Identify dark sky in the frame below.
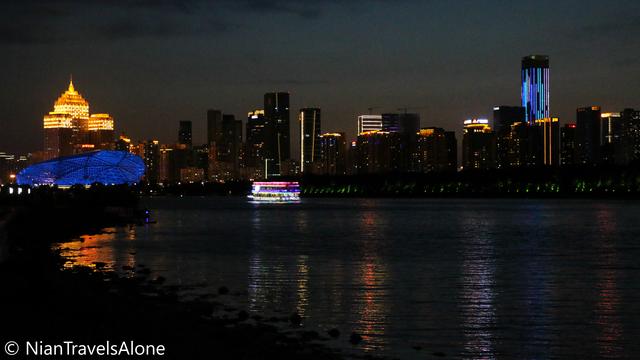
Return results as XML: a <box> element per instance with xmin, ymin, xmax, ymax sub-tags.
<box><xmin>1</xmin><ymin>0</ymin><xmax>639</xmax><ymax>156</ymax></box>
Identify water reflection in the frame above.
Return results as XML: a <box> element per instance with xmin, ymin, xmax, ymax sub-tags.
<box><xmin>55</xmin><ymin>226</ymin><xmax>137</xmax><ymax>273</ymax></box>
<box><xmin>352</xmin><ymin>204</ymin><xmax>389</xmax><ymax>351</ymax></box>
<box><xmin>247</xmin><ymin>210</ymin><xmax>311</xmax><ymax>317</ymax></box>
<box><xmin>594</xmin><ymin>205</ymin><xmax>623</xmax><ymax>359</ymax></box>
<box><xmin>458</xmin><ymin>215</ymin><xmax>496</xmax><ymax>360</ymax></box>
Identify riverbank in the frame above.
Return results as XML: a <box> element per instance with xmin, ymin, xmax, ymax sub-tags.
<box><xmin>0</xmin><ymin>187</ymin><xmax>357</xmax><ymax>360</ymax></box>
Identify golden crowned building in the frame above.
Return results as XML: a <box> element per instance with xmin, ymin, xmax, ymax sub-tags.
<box><xmin>43</xmin><ymin>78</ymin><xmax>115</xmax><ymax>160</ymax></box>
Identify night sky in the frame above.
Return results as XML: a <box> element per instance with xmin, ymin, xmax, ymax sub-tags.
<box><xmin>1</xmin><ymin>0</ymin><xmax>639</xmax><ymax>156</ymax></box>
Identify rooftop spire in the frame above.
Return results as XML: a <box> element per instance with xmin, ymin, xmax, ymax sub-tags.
<box><xmin>68</xmin><ymin>75</ymin><xmax>75</xmax><ymax>93</ymax></box>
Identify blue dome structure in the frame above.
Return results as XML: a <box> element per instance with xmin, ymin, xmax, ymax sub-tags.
<box><xmin>17</xmin><ymin>150</ymin><xmax>145</xmax><ymax>186</ymax></box>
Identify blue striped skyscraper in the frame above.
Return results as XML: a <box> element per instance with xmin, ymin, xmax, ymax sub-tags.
<box><xmin>521</xmin><ymin>55</ymin><xmax>550</xmax><ymax>124</ymax></box>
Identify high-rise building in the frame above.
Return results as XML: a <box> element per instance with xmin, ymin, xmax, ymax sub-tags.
<box><xmin>207</xmin><ymin>110</ymin><xmax>223</xmax><ymax>146</ymax></box>
<box><xmin>264</xmin><ymin>92</ymin><xmax>290</xmax><ymax>170</ymax></box>
<box><xmin>318</xmin><ymin>133</ymin><xmax>347</xmax><ymax>175</ymax></box>
<box><xmin>493</xmin><ymin>106</ymin><xmax>525</xmax><ymax>168</ymax></box>
<box><xmin>246</xmin><ymin>110</ymin><xmax>267</xmax><ymax>179</ymax></box>
<box><xmin>42</xmin><ymin>78</ymin><xmax>114</xmax><ymax>159</ymax></box>
<box><xmin>521</xmin><ymin>55</ymin><xmax>550</xmax><ymax>124</ymax></box>
<box><xmin>534</xmin><ymin>118</ymin><xmax>559</xmax><ymax>166</ymax></box>
<box><xmin>415</xmin><ymin>127</ymin><xmax>457</xmax><ymax>173</ymax></box>
<box><xmin>462</xmin><ymin>119</ymin><xmax>496</xmax><ymax>170</ymax></box>
<box><xmin>576</xmin><ymin>106</ymin><xmax>601</xmax><ymax>165</ymax></box>
<box><xmin>299</xmin><ymin>108</ymin><xmax>322</xmax><ymax>173</ymax></box>
<box><xmin>357</xmin><ymin>115</ymin><xmax>383</xmax><ymax>134</ymax></box>
<box><xmin>619</xmin><ymin>108</ymin><xmax>640</xmax><ymax>165</ymax></box>
<box><xmin>87</xmin><ymin>113</ymin><xmax>115</xmax><ymax>150</ymax></box>
<box><xmin>355</xmin><ymin>131</ymin><xmax>402</xmax><ymax>174</ymax></box>
<box><xmin>506</xmin><ymin>122</ymin><xmax>533</xmax><ymax>167</ymax></box>
<box><xmin>178</xmin><ymin>120</ymin><xmax>193</xmax><ymax>148</ymax></box>
<box><xmin>143</xmin><ymin>140</ymin><xmax>160</xmax><ymax>183</ymax></box>
<box><xmin>43</xmin><ymin>79</ymin><xmax>90</xmax><ymax>159</ymax></box>
<box><xmin>600</xmin><ymin>112</ymin><xmax>622</xmax><ymax>165</ymax></box>
<box><xmin>560</xmin><ymin>123</ymin><xmax>577</xmax><ymax>167</ymax></box>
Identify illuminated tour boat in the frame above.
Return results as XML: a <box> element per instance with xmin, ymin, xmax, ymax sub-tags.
<box><xmin>249</xmin><ymin>181</ymin><xmax>301</xmax><ymax>201</ymax></box>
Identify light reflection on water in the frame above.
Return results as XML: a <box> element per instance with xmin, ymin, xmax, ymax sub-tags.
<box><xmin>56</xmin><ymin>198</ymin><xmax>640</xmax><ymax>359</ymax></box>
<box><xmin>458</xmin><ymin>214</ymin><xmax>496</xmax><ymax>360</ymax></box>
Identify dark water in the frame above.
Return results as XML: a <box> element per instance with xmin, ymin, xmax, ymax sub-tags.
<box><xmin>58</xmin><ymin>197</ymin><xmax>640</xmax><ymax>359</ymax></box>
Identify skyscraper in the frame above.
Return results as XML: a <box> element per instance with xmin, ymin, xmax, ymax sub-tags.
<box><xmin>521</xmin><ymin>55</ymin><xmax>550</xmax><ymax>124</ymax></box>
<box><xmin>357</xmin><ymin>115</ymin><xmax>383</xmax><ymax>134</ymax></box>
<box><xmin>246</xmin><ymin>110</ymin><xmax>267</xmax><ymax>179</ymax></box>
<box><xmin>415</xmin><ymin>127</ymin><xmax>457</xmax><ymax>173</ymax></box>
<box><xmin>178</xmin><ymin>120</ymin><xmax>192</xmax><ymax>148</ymax></box>
<box><xmin>207</xmin><ymin>110</ymin><xmax>223</xmax><ymax>146</ymax></box>
<box><xmin>144</xmin><ymin>140</ymin><xmax>160</xmax><ymax>183</ymax></box>
<box><xmin>560</xmin><ymin>123</ymin><xmax>577</xmax><ymax>167</ymax></box>
<box><xmin>319</xmin><ymin>133</ymin><xmax>347</xmax><ymax>175</ymax></box>
<box><xmin>264</xmin><ymin>92</ymin><xmax>290</xmax><ymax>169</ymax></box>
<box><xmin>619</xmin><ymin>108</ymin><xmax>640</xmax><ymax>165</ymax></box>
<box><xmin>534</xmin><ymin>117</ymin><xmax>559</xmax><ymax>166</ymax></box>
<box><xmin>299</xmin><ymin>108</ymin><xmax>321</xmax><ymax>173</ymax></box>
<box><xmin>493</xmin><ymin>106</ymin><xmax>525</xmax><ymax>168</ymax></box>
<box><xmin>43</xmin><ymin>78</ymin><xmax>114</xmax><ymax>159</ymax></box>
<box><xmin>576</xmin><ymin>106</ymin><xmax>601</xmax><ymax>165</ymax></box>
<box><xmin>600</xmin><ymin>112</ymin><xmax>622</xmax><ymax>165</ymax></box>
<box><xmin>462</xmin><ymin>119</ymin><xmax>496</xmax><ymax>170</ymax></box>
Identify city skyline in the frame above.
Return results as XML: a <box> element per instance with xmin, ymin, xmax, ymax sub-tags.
<box><xmin>2</xmin><ymin>1</ymin><xmax>640</xmax><ymax>154</ymax></box>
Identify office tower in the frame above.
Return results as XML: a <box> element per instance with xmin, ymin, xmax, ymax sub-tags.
<box><xmin>178</xmin><ymin>120</ymin><xmax>193</xmax><ymax>148</ymax></box>
<box><xmin>506</xmin><ymin>122</ymin><xmax>532</xmax><ymax>167</ymax></box>
<box><xmin>493</xmin><ymin>106</ymin><xmax>525</xmax><ymax>168</ymax></box>
<box><xmin>222</xmin><ymin>114</ymin><xmax>243</xmax><ymax>179</ymax></box>
<box><xmin>600</xmin><ymin>112</ymin><xmax>622</xmax><ymax>165</ymax></box>
<box><xmin>619</xmin><ymin>108</ymin><xmax>640</xmax><ymax>165</ymax></box>
<box><xmin>246</xmin><ymin>110</ymin><xmax>267</xmax><ymax>179</ymax></box>
<box><xmin>43</xmin><ymin>78</ymin><xmax>90</xmax><ymax>159</ymax></box>
<box><xmin>576</xmin><ymin>106</ymin><xmax>601</xmax><ymax>165</ymax></box>
<box><xmin>357</xmin><ymin>115</ymin><xmax>383</xmax><ymax>134</ymax></box>
<box><xmin>207</xmin><ymin>110</ymin><xmax>223</xmax><ymax>146</ymax></box>
<box><xmin>319</xmin><ymin>133</ymin><xmax>347</xmax><ymax>175</ymax></box>
<box><xmin>354</xmin><ymin>131</ymin><xmax>402</xmax><ymax>174</ymax></box>
<box><xmin>143</xmin><ymin>140</ymin><xmax>160</xmax><ymax>183</ymax></box>
<box><xmin>560</xmin><ymin>123</ymin><xmax>577</xmax><ymax>167</ymax></box>
<box><xmin>87</xmin><ymin>113</ymin><xmax>115</xmax><ymax>150</ymax></box>
<box><xmin>534</xmin><ymin>118</ymin><xmax>559</xmax><ymax>166</ymax></box>
<box><xmin>382</xmin><ymin>113</ymin><xmax>420</xmax><ymax>171</ymax></box>
<box><xmin>416</xmin><ymin>127</ymin><xmax>456</xmax><ymax>173</ymax></box>
<box><xmin>462</xmin><ymin>119</ymin><xmax>496</xmax><ymax>170</ymax></box>
<box><xmin>264</xmin><ymin>92</ymin><xmax>290</xmax><ymax>169</ymax></box>
<box><xmin>299</xmin><ymin>108</ymin><xmax>322</xmax><ymax>173</ymax></box>
<box><xmin>521</xmin><ymin>55</ymin><xmax>550</xmax><ymax>124</ymax></box>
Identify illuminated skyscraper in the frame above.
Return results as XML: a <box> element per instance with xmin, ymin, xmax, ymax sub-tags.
<box><xmin>600</xmin><ymin>112</ymin><xmax>621</xmax><ymax>164</ymax></box>
<box><xmin>299</xmin><ymin>108</ymin><xmax>321</xmax><ymax>173</ymax></box>
<box><xmin>43</xmin><ymin>78</ymin><xmax>113</xmax><ymax>159</ymax></box>
<box><xmin>521</xmin><ymin>55</ymin><xmax>550</xmax><ymax>124</ymax></box>
<box><xmin>357</xmin><ymin>115</ymin><xmax>383</xmax><ymax>134</ymax></box>
<box><xmin>534</xmin><ymin>118</ymin><xmax>559</xmax><ymax>166</ymax></box>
